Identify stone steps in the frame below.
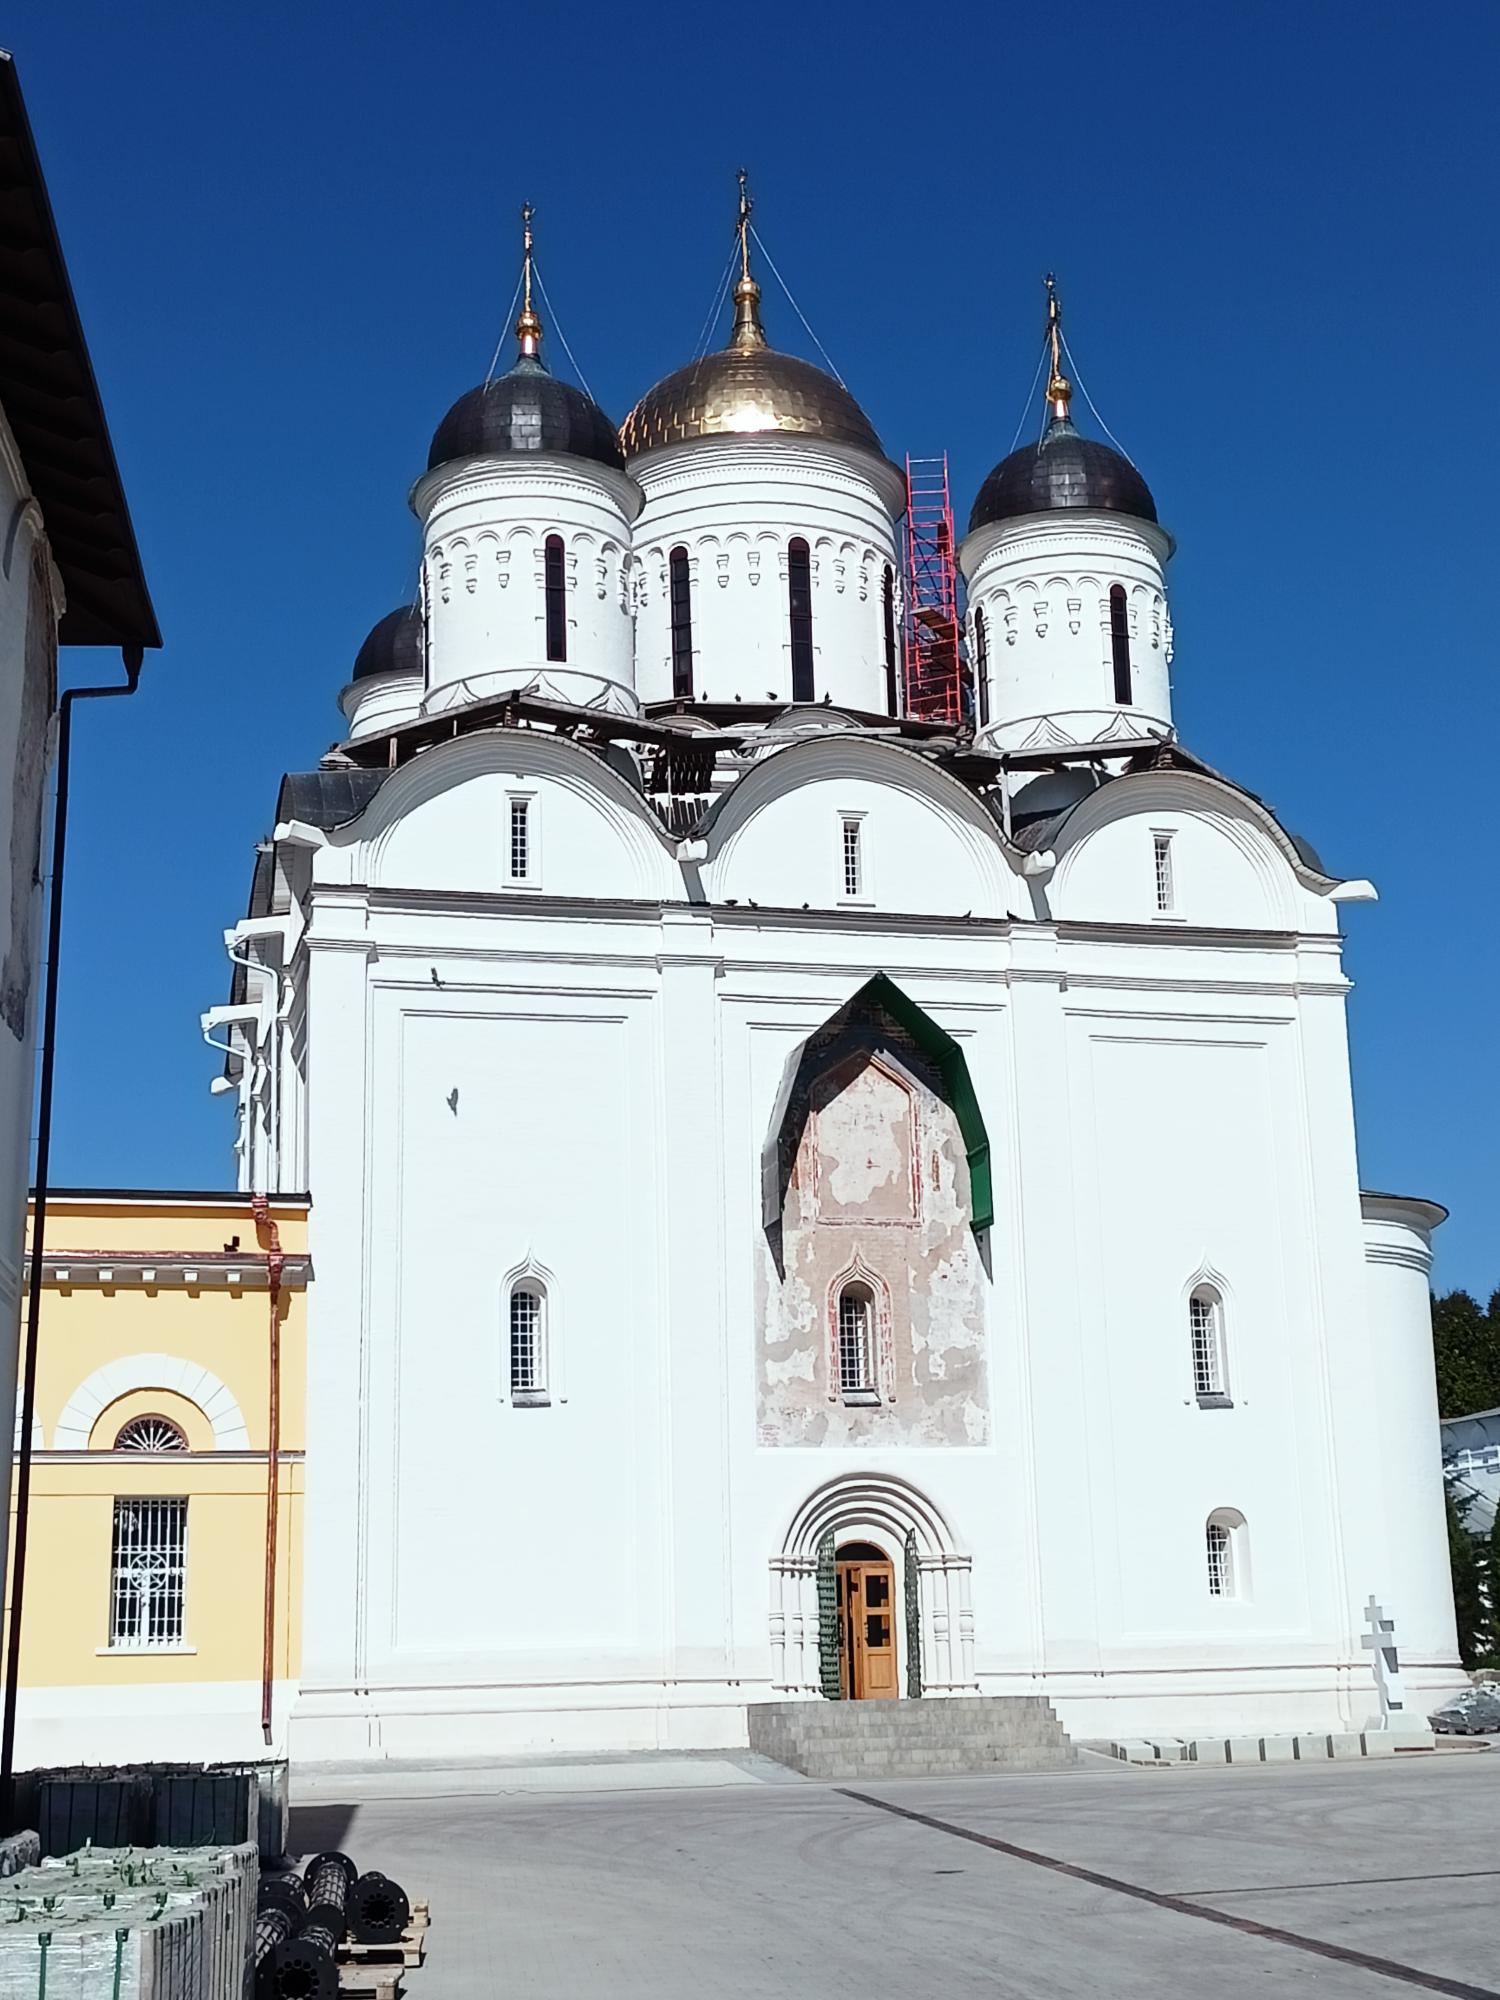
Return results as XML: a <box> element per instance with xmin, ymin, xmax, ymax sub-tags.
<box><xmin>746</xmin><ymin>1696</ymin><xmax>1076</xmax><ymax>1779</ymax></box>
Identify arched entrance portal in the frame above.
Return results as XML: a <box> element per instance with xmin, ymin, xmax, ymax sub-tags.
<box><xmin>837</xmin><ymin>1541</ymin><xmax>898</xmax><ymax>1699</ymax></box>
<box><xmin>771</xmin><ymin>1473</ymin><xmax>977</xmax><ymax>1699</ymax></box>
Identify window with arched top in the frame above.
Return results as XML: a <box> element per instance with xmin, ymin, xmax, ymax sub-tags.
<box><xmin>837</xmin><ymin>1282</ymin><xmax>876</xmax><ymax>1401</ymax></box>
<box><xmin>544</xmin><ymin>535</ymin><xmax>567</xmax><ymax>662</ymax></box>
<box><xmin>509</xmin><ymin>1284</ymin><xmax>548</xmax><ymax>1404</ymax></box>
<box><xmin>973</xmin><ymin>605</ymin><xmax>990</xmax><ymax>727</ymax></box>
<box><xmin>788</xmin><ymin>538</ymin><xmax>814</xmax><ymax>701</ymax></box>
<box><xmin>881</xmin><ymin>564</ymin><xmax>898</xmax><ymax>716</ymax></box>
<box><xmin>114</xmin><ymin>1415</ymin><xmax>188</xmax><ymax>1453</ymax></box>
<box><xmin>1189</xmin><ymin>1286</ymin><xmax>1230</xmax><ymax>1405</ymax></box>
<box><xmin>1109</xmin><ymin>583</ymin><xmax>1131</xmax><ymax>704</ymax></box>
<box><xmin>669</xmin><ymin>545</ymin><xmax>694</xmax><ymax>698</ymax></box>
<box><xmin>1205</xmin><ymin>1510</ymin><xmax>1248</xmax><ymax>1599</ymax></box>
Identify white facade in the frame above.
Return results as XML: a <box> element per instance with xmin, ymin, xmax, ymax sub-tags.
<box><xmin>0</xmin><ymin>405</ymin><xmax>56</xmax><ymax>1486</ymax></box>
<box><xmin>959</xmin><ymin>510</ymin><xmax>1175</xmax><ymax>751</ymax></box>
<box><xmin>630</xmin><ymin>438</ymin><xmax>904</xmax><ymax>710</ymax></box>
<box><xmin>414</xmin><ymin>454</ymin><xmax>641</xmax><ymax>717</ymax></box>
<box><xmin>205</xmin><ymin>278</ymin><xmax>1465</xmax><ymax>1761</ymax></box>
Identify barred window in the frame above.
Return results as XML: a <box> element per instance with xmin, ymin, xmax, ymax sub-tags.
<box><xmin>788</xmin><ymin>538</ymin><xmax>814</xmax><ymax>702</ymax></box>
<box><xmin>1153</xmin><ymin>832</ymin><xmax>1175</xmax><ymax>913</ymax></box>
<box><xmin>114</xmin><ymin>1415</ymin><xmax>187</xmax><ymax>1452</ymax></box>
<box><xmin>109</xmin><ymin>1497</ymin><xmax>187</xmax><ymax>1649</ymax></box>
<box><xmin>841</xmin><ymin>818</ymin><xmax>863</xmax><ymax>899</ymax></box>
<box><xmin>1190</xmin><ymin>1288</ymin><xmax>1226</xmax><ymax>1400</ymax></box>
<box><xmin>1109</xmin><ymin>583</ymin><xmax>1131</xmax><ymax>704</ymax></box>
<box><xmin>509</xmin><ymin>798</ymin><xmax>531</xmax><ymax>881</ymax></box>
<box><xmin>837</xmin><ymin>1283</ymin><xmax>875</xmax><ymax>1397</ymax></box>
<box><xmin>510</xmin><ymin>1286</ymin><xmax>546</xmax><ymax>1399</ymax></box>
<box><xmin>1205</xmin><ymin>1518</ymin><xmax>1233</xmax><ymax>1598</ymax></box>
<box><xmin>669</xmin><ymin>546</ymin><xmax>694</xmax><ymax>699</ymax></box>
<box><xmin>544</xmin><ymin>535</ymin><xmax>567</xmax><ymax>662</ymax></box>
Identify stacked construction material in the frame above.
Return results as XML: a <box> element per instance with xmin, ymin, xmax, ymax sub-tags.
<box><xmin>0</xmin><ymin>1842</ymin><xmax>257</xmax><ymax>2000</ymax></box>
<box><xmin>256</xmin><ymin>1856</ymin><xmax>412</xmax><ymax>2000</ymax></box>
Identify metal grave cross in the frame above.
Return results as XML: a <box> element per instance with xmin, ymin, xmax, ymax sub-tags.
<box><xmin>1362</xmin><ymin>1595</ymin><xmax>1406</xmax><ymax>1717</ymax></box>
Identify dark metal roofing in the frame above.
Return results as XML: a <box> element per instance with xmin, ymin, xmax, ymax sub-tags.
<box><xmin>969</xmin><ymin>416</ymin><xmax>1157</xmax><ymax>535</ymax></box>
<box><xmin>353</xmin><ymin>604</ymin><xmax>423</xmax><ymax>683</ymax></box>
<box><xmin>278</xmin><ymin>767</ymin><xmax>389</xmax><ymax>828</ymax></box>
<box><xmin>428</xmin><ymin>356</ymin><xmax>624</xmax><ymax>474</ymax></box>
<box><xmin>0</xmin><ymin>53</ymin><xmax>158</xmax><ymax>648</ymax></box>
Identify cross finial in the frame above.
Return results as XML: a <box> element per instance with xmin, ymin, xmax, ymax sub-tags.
<box><xmin>729</xmin><ymin>167</ymin><xmax>766</xmax><ymax>351</ymax></box>
<box><xmin>1044</xmin><ymin>271</ymin><xmax>1072</xmax><ymax>422</ymax></box>
<box><xmin>516</xmin><ymin>200</ymin><xmax>543</xmax><ymax>360</ymax></box>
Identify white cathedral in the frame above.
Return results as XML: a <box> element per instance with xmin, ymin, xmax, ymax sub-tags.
<box><xmin>215</xmin><ymin>194</ymin><xmax>1462</xmax><ymax>1758</ymax></box>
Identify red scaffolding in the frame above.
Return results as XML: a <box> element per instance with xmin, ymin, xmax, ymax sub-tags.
<box><xmin>901</xmin><ymin>453</ymin><xmax>965</xmax><ymax>724</ymax></box>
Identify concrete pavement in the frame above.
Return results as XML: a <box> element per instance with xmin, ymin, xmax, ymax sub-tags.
<box><xmin>290</xmin><ymin>1747</ymin><xmax>1499</xmax><ymax>1998</ymax></box>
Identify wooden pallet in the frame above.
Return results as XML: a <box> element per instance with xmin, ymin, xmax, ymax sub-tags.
<box><xmin>338</xmin><ymin>1902</ymin><xmax>429</xmax><ymax>1975</ymax></box>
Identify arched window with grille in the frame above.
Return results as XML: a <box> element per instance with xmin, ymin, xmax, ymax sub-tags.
<box><xmin>1205</xmin><ymin>1510</ymin><xmax>1247</xmax><ymax>1599</ymax></box>
<box><xmin>836</xmin><ymin>1282</ymin><xmax>877</xmax><ymax>1403</ymax></box>
<box><xmin>1109</xmin><ymin>583</ymin><xmax>1131</xmax><ymax>704</ymax></box>
<box><xmin>509</xmin><ymin>1284</ymin><xmax>548</xmax><ymax>1404</ymax></box>
<box><xmin>788</xmin><ymin>538</ymin><xmax>815</xmax><ymax>701</ymax></box>
<box><xmin>1189</xmin><ymin>1285</ymin><xmax>1231</xmax><ymax>1405</ymax></box>
<box><xmin>544</xmin><ymin>535</ymin><xmax>567</xmax><ymax>662</ymax></box>
<box><xmin>114</xmin><ymin>1415</ymin><xmax>188</xmax><ymax>1452</ymax></box>
<box><xmin>881</xmin><ymin>564</ymin><xmax>898</xmax><ymax>716</ymax></box>
<box><xmin>669</xmin><ymin>545</ymin><xmax>694</xmax><ymax>697</ymax></box>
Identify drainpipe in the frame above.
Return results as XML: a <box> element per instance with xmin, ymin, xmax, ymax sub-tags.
<box><xmin>0</xmin><ymin>649</ymin><xmax>144</xmax><ymax>1822</ymax></box>
<box><xmin>250</xmin><ymin>1193</ymin><xmax>284</xmax><ymax>1745</ymax></box>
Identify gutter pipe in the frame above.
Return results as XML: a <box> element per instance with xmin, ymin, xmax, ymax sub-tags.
<box><xmin>0</xmin><ymin>648</ymin><xmax>144</xmax><ymax>1822</ymax></box>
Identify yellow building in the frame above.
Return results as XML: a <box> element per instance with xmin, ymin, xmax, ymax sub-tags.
<box><xmin>7</xmin><ymin>1192</ymin><xmax>309</xmax><ymax>1764</ymax></box>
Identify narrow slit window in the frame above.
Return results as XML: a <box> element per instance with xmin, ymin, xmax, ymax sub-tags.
<box><xmin>788</xmin><ymin>538</ymin><xmax>814</xmax><ymax>702</ymax></box>
<box><xmin>509</xmin><ymin>798</ymin><xmax>531</xmax><ymax>881</ymax></box>
<box><xmin>881</xmin><ymin>564</ymin><xmax>898</xmax><ymax>717</ymax></box>
<box><xmin>841</xmin><ymin>818</ymin><xmax>863</xmax><ymax>899</ymax></box>
<box><xmin>974</xmin><ymin>605</ymin><xmax>990</xmax><ymax>727</ymax></box>
<box><xmin>544</xmin><ymin>535</ymin><xmax>567</xmax><ymax>662</ymax></box>
<box><xmin>837</xmin><ymin>1283</ymin><xmax>875</xmax><ymax>1396</ymax></box>
<box><xmin>1153</xmin><ymin>832</ymin><xmax>1175</xmax><ymax>913</ymax></box>
<box><xmin>1190</xmin><ymin>1289</ymin><xmax>1225</xmax><ymax>1399</ymax></box>
<box><xmin>109</xmin><ymin>1497</ymin><xmax>187</xmax><ymax>1649</ymax></box>
<box><xmin>669</xmin><ymin>545</ymin><xmax>694</xmax><ymax>698</ymax></box>
<box><xmin>1109</xmin><ymin>583</ymin><xmax>1131</xmax><ymax>704</ymax></box>
<box><xmin>510</xmin><ymin>1287</ymin><xmax>545</xmax><ymax>1398</ymax></box>
<box><xmin>1205</xmin><ymin>1519</ymin><xmax>1233</xmax><ymax>1598</ymax></box>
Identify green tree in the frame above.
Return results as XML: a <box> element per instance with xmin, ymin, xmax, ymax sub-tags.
<box><xmin>1446</xmin><ymin>1479</ymin><xmax>1488</xmax><ymax>1668</ymax></box>
<box><xmin>1431</xmin><ymin>1288</ymin><xmax>1500</xmax><ymax>1418</ymax></box>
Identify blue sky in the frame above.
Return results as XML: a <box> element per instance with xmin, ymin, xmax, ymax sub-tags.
<box><xmin>10</xmin><ymin>0</ymin><xmax>1497</xmax><ymax>1292</ymax></box>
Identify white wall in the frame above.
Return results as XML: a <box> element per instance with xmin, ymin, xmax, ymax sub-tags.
<box><xmin>959</xmin><ymin>511</ymin><xmax>1173</xmax><ymax>751</ymax></box>
<box><xmin>412</xmin><ymin>455</ymin><xmax>641</xmax><ymax>715</ymax></box>
<box><xmin>629</xmin><ymin>438</ymin><xmax>904</xmax><ymax>711</ymax></box>
<box><xmin>0</xmin><ymin>404</ymin><xmax>56</xmax><ymax>1575</ymax></box>
<box><xmin>264</xmin><ymin>732</ymin><xmax>1462</xmax><ymax>1758</ymax></box>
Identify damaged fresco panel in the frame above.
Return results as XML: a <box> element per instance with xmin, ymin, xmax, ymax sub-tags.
<box><xmin>756</xmin><ymin>1021</ymin><xmax>989</xmax><ymax>1447</ymax></box>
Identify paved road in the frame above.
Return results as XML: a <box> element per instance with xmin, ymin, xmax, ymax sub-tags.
<box><xmin>291</xmin><ymin>1749</ymin><xmax>1500</xmax><ymax>1998</ymax></box>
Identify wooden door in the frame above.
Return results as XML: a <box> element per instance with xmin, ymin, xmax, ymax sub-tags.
<box><xmin>837</xmin><ymin>1548</ymin><xmax>899</xmax><ymax>1700</ymax></box>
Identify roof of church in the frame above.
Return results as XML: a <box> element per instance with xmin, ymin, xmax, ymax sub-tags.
<box><xmin>352</xmin><ymin>604</ymin><xmax>423</xmax><ymax>682</ymax></box>
<box><xmin>0</xmin><ymin>54</ymin><xmax>158</xmax><ymax>648</ymax></box>
<box><xmin>428</xmin><ymin>357</ymin><xmax>624</xmax><ymax>474</ymax></box>
<box><xmin>620</xmin><ymin>180</ymin><xmax>885</xmax><ymax>461</ymax></box>
<box><xmin>969</xmin><ymin>415</ymin><xmax>1157</xmax><ymax>534</ymax></box>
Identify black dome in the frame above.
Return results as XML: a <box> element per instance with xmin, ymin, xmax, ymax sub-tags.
<box><xmin>428</xmin><ymin>356</ymin><xmax>624</xmax><ymax>474</ymax></box>
<box><xmin>969</xmin><ymin>416</ymin><xmax>1156</xmax><ymax>533</ymax></box>
<box><xmin>353</xmin><ymin>605</ymin><xmax>423</xmax><ymax>682</ymax></box>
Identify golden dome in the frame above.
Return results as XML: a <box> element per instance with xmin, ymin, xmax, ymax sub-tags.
<box><xmin>620</xmin><ymin>183</ymin><xmax>884</xmax><ymax>459</ymax></box>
